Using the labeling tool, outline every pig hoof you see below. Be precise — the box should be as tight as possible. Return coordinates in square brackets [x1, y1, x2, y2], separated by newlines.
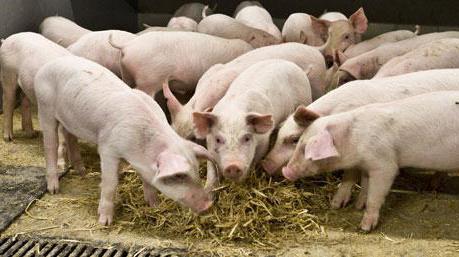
[47, 177, 60, 194]
[331, 191, 352, 209]
[360, 213, 379, 232]
[98, 214, 113, 226]
[3, 134, 13, 142]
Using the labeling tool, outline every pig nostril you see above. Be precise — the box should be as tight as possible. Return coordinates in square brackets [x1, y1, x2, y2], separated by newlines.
[224, 165, 242, 178]
[325, 55, 334, 68]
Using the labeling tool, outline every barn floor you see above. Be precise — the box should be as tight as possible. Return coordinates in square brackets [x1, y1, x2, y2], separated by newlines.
[1, 111, 459, 256]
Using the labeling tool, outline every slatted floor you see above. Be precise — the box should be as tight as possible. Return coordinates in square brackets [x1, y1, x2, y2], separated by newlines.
[0, 237, 186, 257]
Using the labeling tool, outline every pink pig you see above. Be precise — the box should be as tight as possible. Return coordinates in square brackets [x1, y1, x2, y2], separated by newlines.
[109, 31, 252, 97]
[34, 56, 215, 225]
[234, 4, 282, 40]
[281, 13, 328, 46]
[193, 60, 312, 183]
[283, 90, 459, 231]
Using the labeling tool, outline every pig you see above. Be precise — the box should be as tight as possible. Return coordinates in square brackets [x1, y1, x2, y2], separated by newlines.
[234, 4, 282, 40]
[34, 55, 216, 225]
[332, 31, 459, 89]
[67, 30, 136, 78]
[234, 1, 263, 16]
[1, 32, 70, 141]
[262, 69, 459, 178]
[173, 2, 214, 23]
[281, 13, 328, 46]
[342, 29, 418, 61]
[314, 8, 368, 66]
[319, 12, 347, 22]
[283, 90, 459, 231]
[167, 17, 198, 32]
[39, 16, 91, 47]
[193, 60, 312, 183]
[374, 38, 459, 78]
[109, 31, 253, 97]
[164, 43, 326, 140]
[197, 14, 281, 48]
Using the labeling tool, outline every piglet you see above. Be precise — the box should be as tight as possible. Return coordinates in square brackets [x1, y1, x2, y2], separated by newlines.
[262, 69, 459, 180]
[234, 3, 282, 40]
[167, 17, 198, 32]
[193, 59, 312, 183]
[39, 16, 91, 47]
[319, 12, 347, 22]
[68, 30, 136, 78]
[283, 90, 459, 231]
[332, 31, 459, 88]
[234, 1, 263, 16]
[173, 2, 213, 23]
[109, 31, 252, 97]
[164, 43, 325, 140]
[34, 56, 215, 225]
[374, 38, 459, 78]
[282, 13, 328, 46]
[198, 14, 281, 48]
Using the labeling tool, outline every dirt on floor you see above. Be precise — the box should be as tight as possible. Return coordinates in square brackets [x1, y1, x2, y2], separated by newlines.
[1, 110, 459, 257]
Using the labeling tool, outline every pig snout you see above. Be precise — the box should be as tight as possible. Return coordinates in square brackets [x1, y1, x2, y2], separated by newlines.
[223, 163, 244, 180]
[282, 166, 300, 181]
[183, 189, 213, 213]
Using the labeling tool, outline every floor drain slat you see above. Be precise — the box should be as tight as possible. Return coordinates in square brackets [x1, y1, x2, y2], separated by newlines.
[68, 244, 86, 257]
[79, 246, 95, 257]
[112, 250, 127, 257]
[101, 248, 116, 257]
[136, 250, 151, 257]
[4, 239, 27, 256]
[46, 243, 66, 257]
[0, 238, 14, 254]
[13, 240, 35, 257]
[39, 242, 56, 256]
[91, 248, 105, 257]
[58, 243, 76, 257]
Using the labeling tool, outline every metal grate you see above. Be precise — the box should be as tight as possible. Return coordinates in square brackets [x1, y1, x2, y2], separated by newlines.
[0, 237, 187, 257]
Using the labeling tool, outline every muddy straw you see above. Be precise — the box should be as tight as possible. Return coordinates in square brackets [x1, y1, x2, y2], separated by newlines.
[115, 166, 336, 247]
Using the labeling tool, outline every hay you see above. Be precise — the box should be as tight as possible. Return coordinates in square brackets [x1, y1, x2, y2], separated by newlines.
[115, 166, 336, 247]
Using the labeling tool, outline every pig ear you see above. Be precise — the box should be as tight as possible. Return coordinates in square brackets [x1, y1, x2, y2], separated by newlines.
[188, 141, 216, 163]
[304, 129, 340, 161]
[293, 106, 320, 127]
[193, 112, 218, 139]
[155, 152, 190, 181]
[335, 50, 348, 66]
[349, 7, 368, 34]
[163, 79, 183, 118]
[246, 113, 273, 134]
[310, 16, 330, 41]
[299, 31, 308, 44]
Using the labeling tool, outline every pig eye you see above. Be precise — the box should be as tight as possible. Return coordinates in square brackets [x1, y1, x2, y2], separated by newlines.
[284, 136, 300, 145]
[242, 134, 252, 143]
[161, 173, 190, 184]
[343, 34, 350, 40]
[215, 135, 225, 145]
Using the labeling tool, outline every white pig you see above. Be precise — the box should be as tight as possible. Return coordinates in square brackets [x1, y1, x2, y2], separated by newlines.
[374, 38, 459, 78]
[164, 43, 326, 140]
[68, 30, 136, 78]
[193, 60, 311, 182]
[108, 31, 253, 97]
[314, 8, 368, 66]
[137, 24, 183, 35]
[234, 4, 282, 40]
[281, 13, 328, 46]
[342, 29, 418, 61]
[0, 32, 70, 141]
[34, 56, 215, 225]
[332, 31, 459, 88]
[197, 14, 281, 48]
[39, 16, 91, 47]
[262, 69, 459, 182]
[283, 91, 459, 231]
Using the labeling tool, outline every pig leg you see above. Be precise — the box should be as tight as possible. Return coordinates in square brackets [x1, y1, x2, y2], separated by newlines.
[57, 125, 68, 170]
[39, 113, 60, 194]
[61, 127, 85, 175]
[360, 167, 398, 231]
[142, 178, 158, 207]
[98, 154, 120, 225]
[355, 172, 369, 210]
[331, 169, 359, 209]
[20, 95, 36, 138]
[2, 70, 18, 141]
